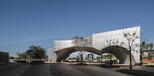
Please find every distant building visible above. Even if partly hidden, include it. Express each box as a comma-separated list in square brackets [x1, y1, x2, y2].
[0, 51, 9, 67]
[143, 50, 154, 57]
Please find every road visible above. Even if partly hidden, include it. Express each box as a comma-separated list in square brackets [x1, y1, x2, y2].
[0, 63, 132, 76]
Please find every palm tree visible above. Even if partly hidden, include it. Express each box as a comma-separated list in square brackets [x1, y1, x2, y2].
[149, 43, 153, 51]
[145, 43, 150, 51]
[149, 43, 153, 65]
[140, 41, 146, 65]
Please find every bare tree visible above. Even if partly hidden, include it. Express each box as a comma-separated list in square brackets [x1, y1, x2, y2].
[105, 39, 122, 66]
[72, 35, 88, 63]
[123, 30, 139, 70]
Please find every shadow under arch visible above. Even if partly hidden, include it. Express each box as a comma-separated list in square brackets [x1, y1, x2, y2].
[55, 46, 100, 62]
[100, 45, 135, 64]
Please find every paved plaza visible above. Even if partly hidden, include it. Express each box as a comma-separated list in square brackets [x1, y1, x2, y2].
[1, 63, 154, 76]
[0, 63, 132, 76]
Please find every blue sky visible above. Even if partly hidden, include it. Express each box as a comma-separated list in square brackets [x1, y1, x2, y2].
[0, 0, 154, 56]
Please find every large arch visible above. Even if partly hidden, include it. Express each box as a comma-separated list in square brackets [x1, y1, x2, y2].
[55, 46, 100, 62]
[100, 45, 135, 64]
[55, 45, 136, 64]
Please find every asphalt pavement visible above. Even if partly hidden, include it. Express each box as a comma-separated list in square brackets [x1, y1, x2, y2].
[0, 63, 132, 76]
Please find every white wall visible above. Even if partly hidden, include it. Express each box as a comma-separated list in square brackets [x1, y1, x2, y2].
[48, 48, 57, 62]
[92, 26, 140, 63]
[53, 40, 73, 51]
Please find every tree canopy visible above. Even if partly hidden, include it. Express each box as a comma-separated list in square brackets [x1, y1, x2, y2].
[26, 45, 46, 59]
[16, 52, 28, 59]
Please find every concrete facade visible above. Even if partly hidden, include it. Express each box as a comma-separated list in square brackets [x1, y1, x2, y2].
[49, 26, 140, 64]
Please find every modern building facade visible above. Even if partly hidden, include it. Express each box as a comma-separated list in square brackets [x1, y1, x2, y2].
[49, 26, 140, 64]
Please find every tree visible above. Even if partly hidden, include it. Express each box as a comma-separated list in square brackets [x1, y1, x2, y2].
[140, 42, 153, 65]
[26, 45, 46, 59]
[16, 52, 28, 60]
[106, 39, 114, 66]
[148, 43, 153, 65]
[148, 53, 152, 65]
[96, 56, 101, 62]
[105, 39, 121, 66]
[149, 43, 153, 51]
[123, 30, 139, 70]
[145, 43, 150, 51]
[72, 35, 88, 63]
[140, 41, 146, 65]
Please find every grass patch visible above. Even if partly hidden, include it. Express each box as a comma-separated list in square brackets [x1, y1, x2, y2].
[117, 69, 154, 76]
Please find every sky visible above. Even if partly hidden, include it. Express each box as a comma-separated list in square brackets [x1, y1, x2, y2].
[0, 0, 154, 56]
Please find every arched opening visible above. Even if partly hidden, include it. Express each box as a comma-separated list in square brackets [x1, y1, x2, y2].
[55, 45, 136, 64]
[102, 53, 119, 64]
[100, 45, 135, 64]
[66, 51, 99, 62]
[55, 46, 100, 62]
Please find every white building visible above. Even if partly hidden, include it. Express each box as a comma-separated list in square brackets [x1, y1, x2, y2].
[49, 26, 140, 64]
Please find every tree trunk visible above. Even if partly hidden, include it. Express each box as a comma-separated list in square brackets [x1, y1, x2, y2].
[129, 50, 132, 70]
[101, 54, 103, 64]
[140, 50, 143, 65]
[110, 53, 112, 67]
[140, 54, 143, 65]
[80, 54, 83, 63]
[150, 59, 151, 66]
